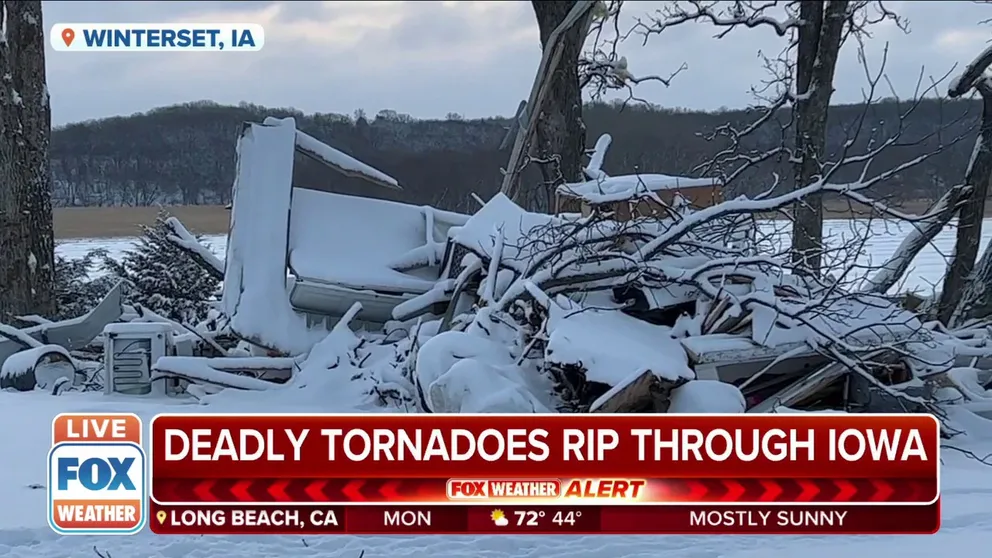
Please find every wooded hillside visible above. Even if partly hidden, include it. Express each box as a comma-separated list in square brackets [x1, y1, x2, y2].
[51, 98, 978, 213]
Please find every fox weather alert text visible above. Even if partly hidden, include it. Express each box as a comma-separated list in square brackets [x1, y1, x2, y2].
[50, 23, 264, 52]
[47, 413, 146, 535]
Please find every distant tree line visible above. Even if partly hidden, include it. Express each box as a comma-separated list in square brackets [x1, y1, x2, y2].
[49, 98, 979, 213]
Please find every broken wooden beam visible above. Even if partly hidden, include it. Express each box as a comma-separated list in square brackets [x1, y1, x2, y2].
[589, 369, 681, 413]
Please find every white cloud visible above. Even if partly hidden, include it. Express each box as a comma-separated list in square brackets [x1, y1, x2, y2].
[934, 28, 989, 54]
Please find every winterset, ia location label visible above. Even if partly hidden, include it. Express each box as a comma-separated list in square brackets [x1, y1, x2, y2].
[50, 23, 264, 52]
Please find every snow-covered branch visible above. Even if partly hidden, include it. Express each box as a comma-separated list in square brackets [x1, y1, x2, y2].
[579, 0, 686, 104]
[637, 1, 803, 38]
[163, 216, 225, 280]
[949, 44, 992, 98]
[861, 185, 972, 294]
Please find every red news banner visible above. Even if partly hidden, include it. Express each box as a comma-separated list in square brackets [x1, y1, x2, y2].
[149, 414, 940, 535]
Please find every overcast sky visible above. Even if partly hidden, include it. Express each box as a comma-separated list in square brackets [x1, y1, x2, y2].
[42, 1, 990, 127]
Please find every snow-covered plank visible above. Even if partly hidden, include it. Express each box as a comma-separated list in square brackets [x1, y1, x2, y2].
[222, 120, 326, 355]
[152, 356, 280, 391]
[262, 116, 401, 191]
[164, 216, 225, 279]
[584, 134, 612, 181]
[558, 174, 721, 205]
[682, 295, 926, 364]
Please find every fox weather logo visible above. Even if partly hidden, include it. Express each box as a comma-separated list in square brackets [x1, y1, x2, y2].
[47, 413, 147, 535]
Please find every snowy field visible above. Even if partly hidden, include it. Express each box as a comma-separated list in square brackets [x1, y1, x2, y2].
[57, 218, 992, 293]
[1, 219, 988, 556]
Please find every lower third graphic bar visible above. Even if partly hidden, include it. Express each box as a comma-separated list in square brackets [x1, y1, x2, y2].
[148, 502, 940, 535]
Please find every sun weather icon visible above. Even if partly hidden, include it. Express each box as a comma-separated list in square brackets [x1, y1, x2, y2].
[490, 509, 509, 527]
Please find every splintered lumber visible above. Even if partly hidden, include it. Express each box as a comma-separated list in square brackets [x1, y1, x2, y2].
[747, 349, 897, 413]
[152, 356, 289, 390]
[589, 369, 679, 413]
[747, 360, 850, 413]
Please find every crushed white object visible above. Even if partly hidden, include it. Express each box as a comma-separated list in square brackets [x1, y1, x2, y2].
[289, 189, 465, 294]
[152, 357, 280, 391]
[416, 329, 551, 413]
[428, 358, 551, 413]
[546, 297, 694, 386]
[759, 293, 924, 348]
[0, 345, 73, 389]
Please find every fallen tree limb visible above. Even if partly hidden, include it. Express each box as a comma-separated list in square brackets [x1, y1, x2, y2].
[163, 216, 225, 280]
[861, 184, 972, 294]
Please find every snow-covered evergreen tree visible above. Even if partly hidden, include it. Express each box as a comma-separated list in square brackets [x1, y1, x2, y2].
[103, 210, 219, 323]
[50, 248, 116, 320]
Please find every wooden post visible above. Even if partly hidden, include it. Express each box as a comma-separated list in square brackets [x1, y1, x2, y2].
[499, 0, 594, 201]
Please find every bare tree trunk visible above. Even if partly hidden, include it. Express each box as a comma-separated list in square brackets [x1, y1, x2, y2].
[943, 82, 992, 325]
[528, 0, 587, 212]
[791, 1, 846, 275]
[0, 1, 55, 320]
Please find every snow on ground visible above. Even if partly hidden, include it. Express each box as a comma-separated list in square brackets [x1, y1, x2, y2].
[2, 388, 992, 556]
[58, 218, 992, 294]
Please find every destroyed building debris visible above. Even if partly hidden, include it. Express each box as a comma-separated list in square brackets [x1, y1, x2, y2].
[2, 125, 991, 432]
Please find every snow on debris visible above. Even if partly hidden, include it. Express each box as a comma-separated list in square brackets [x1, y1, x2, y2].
[416, 316, 555, 414]
[152, 357, 280, 391]
[451, 193, 565, 272]
[221, 119, 326, 355]
[755, 292, 924, 348]
[668, 380, 746, 413]
[289, 189, 455, 294]
[262, 115, 401, 191]
[200, 304, 418, 411]
[164, 216, 225, 276]
[584, 133, 611, 180]
[545, 296, 694, 386]
[558, 174, 720, 205]
[0, 345, 72, 388]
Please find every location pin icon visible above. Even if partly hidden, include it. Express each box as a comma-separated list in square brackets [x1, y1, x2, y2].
[156, 510, 167, 524]
[61, 28, 75, 47]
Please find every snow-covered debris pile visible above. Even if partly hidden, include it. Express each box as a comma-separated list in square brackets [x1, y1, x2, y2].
[103, 186, 988, 421]
[391, 188, 985, 417]
[545, 296, 693, 409]
[18, 126, 990, 422]
[417, 323, 554, 414]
